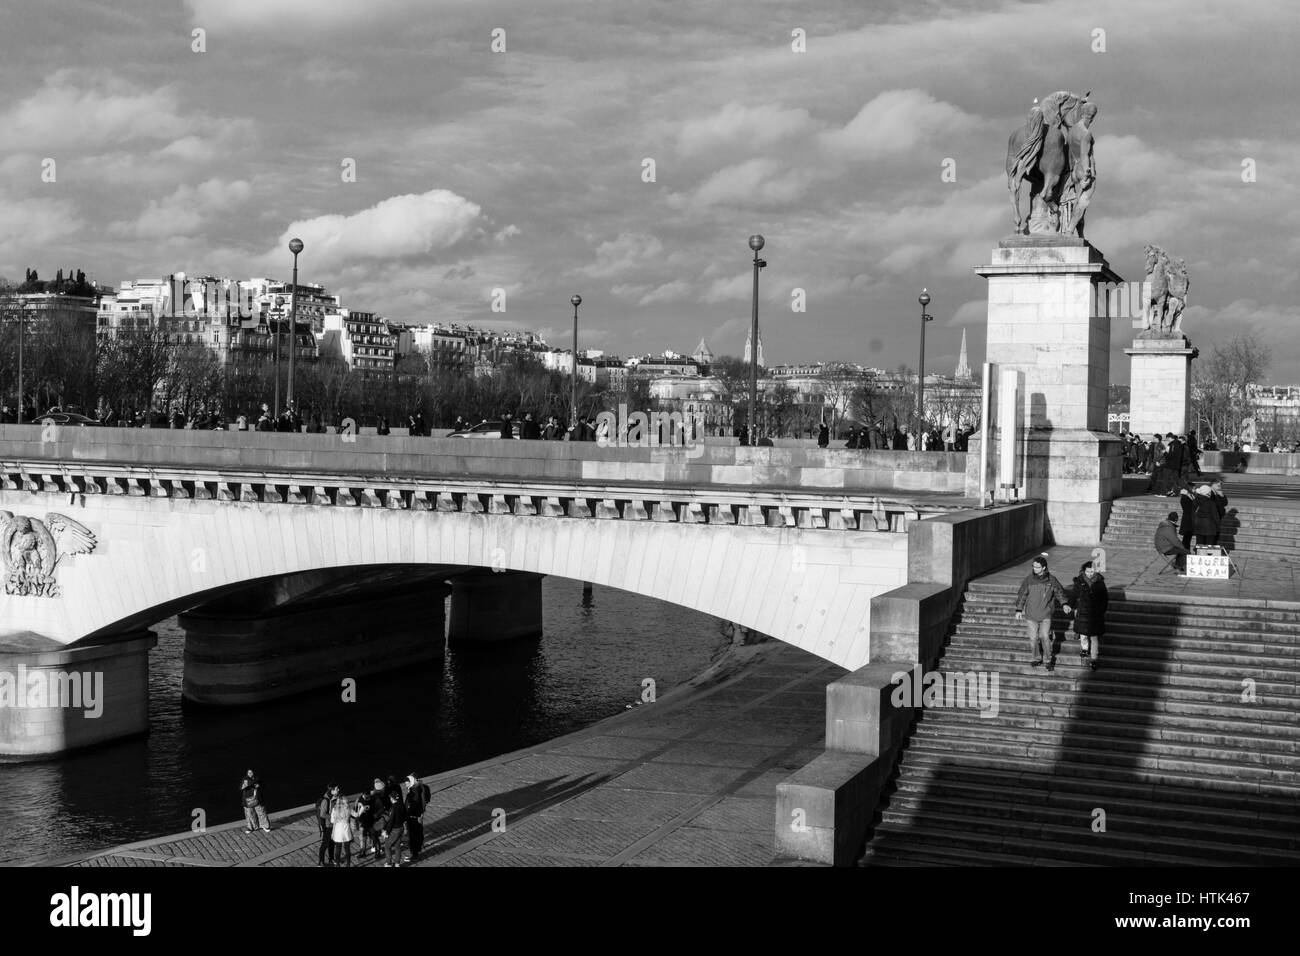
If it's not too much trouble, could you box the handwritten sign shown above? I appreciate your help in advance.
[1186,553,1229,579]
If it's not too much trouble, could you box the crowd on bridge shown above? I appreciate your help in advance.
[832,420,975,452]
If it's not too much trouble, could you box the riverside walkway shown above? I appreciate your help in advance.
[51,641,839,868]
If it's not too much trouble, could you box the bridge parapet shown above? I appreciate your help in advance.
[0,461,945,533]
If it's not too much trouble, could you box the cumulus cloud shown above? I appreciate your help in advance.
[581,233,664,279]
[676,103,814,159]
[676,158,812,209]
[185,0,437,30]
[111,179,253,239]
[821,89,980,162]
[267,189,483,271]
[0,71,193,152]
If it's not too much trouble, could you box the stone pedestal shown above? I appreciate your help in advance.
[968,238,1123,545]
[0,633,156,759]
[447,570,544,643]
[1125,334,1194,436]
[181,585,448,706]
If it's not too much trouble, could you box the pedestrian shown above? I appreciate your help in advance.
[380,790,406,866]
[351,789,374,858]
[402,772,430,863]
[542,415,561,440]
[1187,430,1202,476]
[377,416,390,436]
[359,777,386,858]
[1210,479,1228,521]
[240,769,271,833]
[1177,484,1197,553]
[499,413,514,439]
[522,413,541,440]
[1013,554,1071,671]
[943,421,956,451]
[317,783,335,866]
[1193,483,1221,547]
[817,421,829,448]
[329,785,353,867]
[1071,560,1108,671]
[1154,510,1189,571]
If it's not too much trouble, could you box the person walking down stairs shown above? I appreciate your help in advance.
[1071,560,1108,671]
[1013,555,1071,671]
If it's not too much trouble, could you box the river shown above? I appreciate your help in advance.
[0,578,728,864]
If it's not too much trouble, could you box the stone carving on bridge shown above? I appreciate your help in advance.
[0,511,97,597]
[1006,90,1096,236]
[1140,244,1190,336]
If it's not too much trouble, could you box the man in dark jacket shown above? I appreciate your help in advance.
[1177,485,1197,553]
[1193,485,1221,546]
[379,791,406,866]
[817,422,829,447]
[521,413,541,440]
[1014,555,1071,670]
[541,415,561,440]
[402,773,430,863]
[1071,560,1108,670]
[1154,511,1188,570]
[499,414,514,439]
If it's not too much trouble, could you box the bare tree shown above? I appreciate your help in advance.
[1192,331,1269,445]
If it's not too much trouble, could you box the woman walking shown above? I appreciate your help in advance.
[1072,560,1109,671]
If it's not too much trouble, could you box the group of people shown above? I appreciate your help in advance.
[1014,554,1108,671]
[240,768,433,867]
[1155,480,1229,571]
[1118,430,1203,493]
[832,420,974,451]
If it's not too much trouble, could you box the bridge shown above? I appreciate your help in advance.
[0,425,1015,759]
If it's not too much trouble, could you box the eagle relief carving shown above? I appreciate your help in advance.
[0,512,97,597]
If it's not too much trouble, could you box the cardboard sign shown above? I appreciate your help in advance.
[1186,553,1230,579]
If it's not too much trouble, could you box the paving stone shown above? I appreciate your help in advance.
[538,787,699,824]
[649,739,787,768]
[622,826,774,866]
[687,796,778,833]
[489,815,660,857]
[549,735,667,760]
[612,762,749,794]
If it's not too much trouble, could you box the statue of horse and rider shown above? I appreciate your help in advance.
[1006,91,1097,236]
[1143,244,1190,336]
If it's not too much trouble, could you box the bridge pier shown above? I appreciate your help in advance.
[0,632,156,759]
[180,583,449,706]
[447,570,544,643]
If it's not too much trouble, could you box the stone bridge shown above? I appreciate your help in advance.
[0,426,973,756]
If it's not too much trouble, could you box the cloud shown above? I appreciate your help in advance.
[676,103,814,159]
[266,189,483,271]
[111,179,253,239]
[0,193,83,269]
[581,233,664,279]
[185,0,436,30]
[0,71,193,153]
[703,273,751,304]
[821,89,980,162]
[637,280,691,306]
[675,158,812,209]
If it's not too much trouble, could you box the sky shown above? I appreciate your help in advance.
[1,0,1299,383]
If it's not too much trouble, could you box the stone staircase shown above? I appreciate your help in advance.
[1101,495,1300,560]
[861,579,1300,865]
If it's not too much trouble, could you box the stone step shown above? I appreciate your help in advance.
[873,808,1300,864]
[946,624,1300,655]
[917,693,1299,733]
[915,684,1298,724]
[865,820,1251,866]
[956,603,1300,631]
[899,739,1300,790]
[887,765,1300,827]
[923,707,1300,750]
[943,635,1300,671]
[909,719,1300,766]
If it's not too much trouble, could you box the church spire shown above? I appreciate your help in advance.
[955,328,971,380]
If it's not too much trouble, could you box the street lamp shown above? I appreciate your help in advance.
[917,288,933,442]
[748,234,766,446]
[287,238,304,422]
[17,298,25,423]
[272,295,285,418]
[570,294,582,434]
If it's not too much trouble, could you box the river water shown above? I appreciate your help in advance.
[0,579,727,864]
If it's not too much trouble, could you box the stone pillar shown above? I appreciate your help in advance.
[968,237,1123,545]
[447,570,544,643]
[1125,334,1194,436]
[0,632,156,758]
[181,584,448,706]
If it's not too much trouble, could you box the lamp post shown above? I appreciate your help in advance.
[287,238,304,421]
[15,297,25,423]
[570,294,582,434]
[917,288,933,441]
[272,295,285,418]
[748,234,766,446]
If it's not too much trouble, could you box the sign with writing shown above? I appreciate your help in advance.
[1186,553,1230,579]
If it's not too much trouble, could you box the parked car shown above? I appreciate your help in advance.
[36,410,102,427]
[447,420,520,439]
